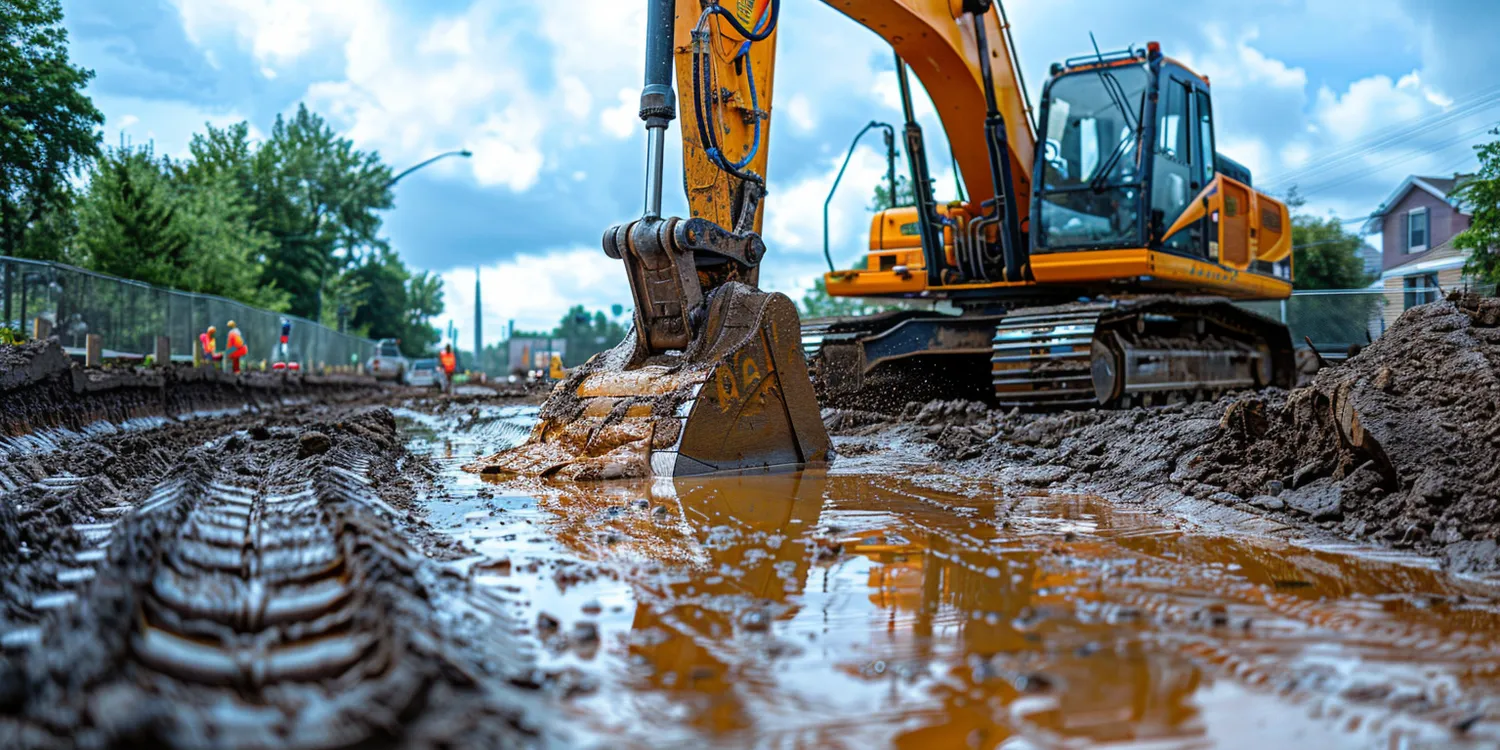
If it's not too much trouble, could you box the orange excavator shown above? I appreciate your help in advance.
[475,0,1293,480]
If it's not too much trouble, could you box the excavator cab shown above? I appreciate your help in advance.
[1030,44,1291,281]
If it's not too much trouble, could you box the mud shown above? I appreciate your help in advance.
[0,408,547,749]
[1196,293,1500,554]
[0,340,379,442]
[833,294,1500,569]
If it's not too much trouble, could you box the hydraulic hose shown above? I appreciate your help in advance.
[691,2,779,185]
[823,121,896,272]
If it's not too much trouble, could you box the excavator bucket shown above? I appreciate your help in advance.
[467,282,830,480]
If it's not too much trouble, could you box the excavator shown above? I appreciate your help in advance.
[472,0,1294,480]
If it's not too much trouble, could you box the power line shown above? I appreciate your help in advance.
[1259,81,1500,191]
[1294,120,1495,198]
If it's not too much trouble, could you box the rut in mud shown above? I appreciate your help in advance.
[0,409,546,750]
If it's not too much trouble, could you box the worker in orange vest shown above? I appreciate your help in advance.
[225,320,248,373]
[438,344,457,393]
[199,325,221,365]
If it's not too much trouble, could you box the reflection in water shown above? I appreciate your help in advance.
[402,409,1500,748]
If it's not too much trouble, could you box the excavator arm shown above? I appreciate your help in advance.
[471,0,1041,480]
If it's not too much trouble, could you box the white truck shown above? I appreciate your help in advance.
[366,339,408,381]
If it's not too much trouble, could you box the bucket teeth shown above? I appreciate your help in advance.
[468,282,831,479]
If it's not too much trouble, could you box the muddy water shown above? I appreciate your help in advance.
[400,407,1500,748]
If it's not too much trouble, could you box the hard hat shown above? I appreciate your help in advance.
[207,325,217,333]
[227,320,237,328]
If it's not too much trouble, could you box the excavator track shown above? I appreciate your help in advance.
[803,297,1294,412]
[990,305,1110,408]
[992,297,1294,408]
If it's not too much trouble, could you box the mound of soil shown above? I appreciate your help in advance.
[1191,293,1500,551]
[0,339,380,440]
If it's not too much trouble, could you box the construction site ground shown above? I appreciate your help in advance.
[3,294,1499,748]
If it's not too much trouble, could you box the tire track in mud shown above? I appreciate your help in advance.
[1,409,548,750]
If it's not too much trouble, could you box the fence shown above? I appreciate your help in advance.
[0,256,375,368]
[1238,283,1496,354]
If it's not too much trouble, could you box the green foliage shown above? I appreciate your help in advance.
[1453,132,1500,288]
[186,109,394,321]
[551,305,628,367]
[75,145,189,287]
[73,144,288,310]
[345,248,443,357]
[869,175,915,212]
[0,0,440,351]
[0,326,25,345]
[1283,188,1374,291]
[0,0,103,260]
[1290,215,1374,290]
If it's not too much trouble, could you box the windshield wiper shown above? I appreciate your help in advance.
[1089,135,1131,193]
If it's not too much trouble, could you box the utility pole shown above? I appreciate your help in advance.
[473,267,483,371]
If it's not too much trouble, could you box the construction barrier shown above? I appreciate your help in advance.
[0,256,375,367]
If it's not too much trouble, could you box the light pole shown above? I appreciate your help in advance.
[387,149,472,188]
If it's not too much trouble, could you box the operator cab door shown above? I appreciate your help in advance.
[1152,68,1215,261]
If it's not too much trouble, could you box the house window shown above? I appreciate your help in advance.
[1406,207,1428,253]
[1403,273,1439,309]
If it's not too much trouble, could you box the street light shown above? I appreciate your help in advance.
[387,149,472,188]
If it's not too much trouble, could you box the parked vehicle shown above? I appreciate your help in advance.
[367,339,408,381]
[405,358,442,388]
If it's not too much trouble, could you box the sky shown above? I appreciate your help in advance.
[60,0,1500,345]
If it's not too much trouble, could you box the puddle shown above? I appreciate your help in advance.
[398,411,1500,748]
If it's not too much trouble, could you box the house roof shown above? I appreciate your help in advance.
[1361,174,1471,234]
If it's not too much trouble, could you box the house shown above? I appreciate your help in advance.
[1363,174,1474,327]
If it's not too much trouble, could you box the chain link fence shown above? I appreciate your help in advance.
[1,256,375,368]
[1239,283,1496,355]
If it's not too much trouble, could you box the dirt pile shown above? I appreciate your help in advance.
[0,339,379,441]
[1188,293,1500,552]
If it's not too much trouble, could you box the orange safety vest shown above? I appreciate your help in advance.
[226,329,247,358]
[199,332,216,356]
[439,351,457,374]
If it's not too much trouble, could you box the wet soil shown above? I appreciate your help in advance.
[5,299,1500,747]
[425,407,1500,747]
[837,295,1500,572]
[0,407,547,749]
[0,340,379,442]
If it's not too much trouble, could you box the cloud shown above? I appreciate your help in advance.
[94,95,255,158]
[600,88,637,139]
[1313,71,1433,144]
[437,248,632,345]
[97,0,1500,304]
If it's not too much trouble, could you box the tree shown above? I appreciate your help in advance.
[344,249,443,357]
[1453,132,1500,288]
[190,108,393,320]
[552,305,628,367]
[171,168,287,310]
[1282,187,1373,290]
[1291,215,1373,290]
[73,144,288,310]
[0,0,103,259]
[74,145,189,288]
[869,175,915,211]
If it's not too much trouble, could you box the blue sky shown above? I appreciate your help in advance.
[61,0,1500,342]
